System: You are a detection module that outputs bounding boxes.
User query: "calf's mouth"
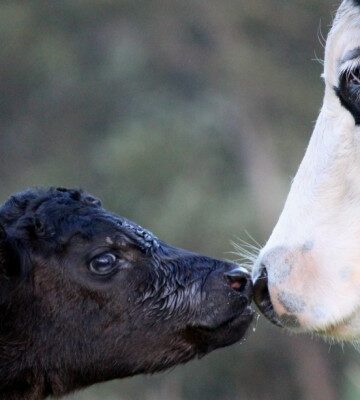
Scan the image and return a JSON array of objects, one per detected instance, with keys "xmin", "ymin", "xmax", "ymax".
[{"xmin": 183, "ymin": 263, "xmax": 255, "ymax": 353}]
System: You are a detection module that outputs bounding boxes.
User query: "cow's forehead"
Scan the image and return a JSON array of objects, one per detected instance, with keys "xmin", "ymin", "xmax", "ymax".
[{"xmin": 321, "ymin": 1, "xmax": 360, "ymax": 86}]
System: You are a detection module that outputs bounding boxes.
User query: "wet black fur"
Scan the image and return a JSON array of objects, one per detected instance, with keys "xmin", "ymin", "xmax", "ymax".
[{"xmin": 0, "ymin": 187, "xmax": 253, "ymax": 399}]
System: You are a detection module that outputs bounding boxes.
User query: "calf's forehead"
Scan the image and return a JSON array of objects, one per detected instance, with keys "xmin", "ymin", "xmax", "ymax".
[
  {"xmin": 43, "ymin": 207, "xmax": 130, "ymax": 243},
  {"xmin": 0, "ymin": 188, "xmax": 159, "ymax": 251},
  {"xmin": 37, "ymin": 202, "xmax": 159, "ymax": 252}
]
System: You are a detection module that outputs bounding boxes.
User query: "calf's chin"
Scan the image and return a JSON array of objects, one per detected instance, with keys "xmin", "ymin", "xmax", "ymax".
[{"xmin": 0, "ymin": 187, "xmax": 253, "ymax": 399}]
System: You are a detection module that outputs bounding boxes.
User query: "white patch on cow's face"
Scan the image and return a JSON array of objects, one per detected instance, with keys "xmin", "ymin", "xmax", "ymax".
[{"xmin": 253, "ymin": 0, "xmax": 360, "ymax": 341}]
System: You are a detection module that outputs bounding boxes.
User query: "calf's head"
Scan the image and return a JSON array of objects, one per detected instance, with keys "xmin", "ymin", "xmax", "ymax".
[
  {"xmin": 253, "ymin": 0, "xmax": 360, "ymax": 341},
  {"xmin": 0, "ymin": 187, "xmax": 253, "ymax": 399}
]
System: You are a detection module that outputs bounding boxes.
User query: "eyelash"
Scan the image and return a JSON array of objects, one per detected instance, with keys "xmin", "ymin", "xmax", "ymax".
[{"xmin": 340, "ymin": 58, "xmax": 360, "ymax": 77}]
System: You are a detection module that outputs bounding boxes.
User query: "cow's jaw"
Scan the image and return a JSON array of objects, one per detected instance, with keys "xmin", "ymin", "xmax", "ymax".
[{"xmin": 253, "ymin": 0, "xmax": 360, "ymax": 340}]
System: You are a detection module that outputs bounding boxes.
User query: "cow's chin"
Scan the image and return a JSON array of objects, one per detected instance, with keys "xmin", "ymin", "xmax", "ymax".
[
  {"xmin": 313, "ymin": 310, "xmax": 360, "ymax": 342},
  {"xmin": 185, "ymin": 307, "xmax": 254, "ymax": 355},
  {"xmin": 253, "ymin": 263, "xmax": 360, "ymax": 341},
  {"xmin": 256, "ymin": 288, "xmax": 360, "ymax": 341}
]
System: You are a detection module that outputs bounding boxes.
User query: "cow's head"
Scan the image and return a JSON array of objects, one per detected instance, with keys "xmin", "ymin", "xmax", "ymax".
[
  {"xmin": 0, "ymin": 187, "xmax": 253, "ymax": 399},
  {"xmin": 253, "ymin": 0, "xmax": 360, "ymax": 341}
]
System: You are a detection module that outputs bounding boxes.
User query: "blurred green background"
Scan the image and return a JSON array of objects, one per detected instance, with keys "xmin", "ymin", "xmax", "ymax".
[{"xmin": 1, "ymin": 1, "xmax": 358, "ymax": 399}]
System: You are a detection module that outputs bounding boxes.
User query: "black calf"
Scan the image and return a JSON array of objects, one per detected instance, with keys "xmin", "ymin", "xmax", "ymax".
[{"xmin": 0, "ymin": 187, "xmax": 253, "ymax": 399}]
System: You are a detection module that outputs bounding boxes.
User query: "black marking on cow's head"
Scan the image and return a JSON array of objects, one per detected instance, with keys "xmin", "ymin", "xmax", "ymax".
[{"xmin": 335, "ymin": 78, "xmax": 360, "ymax": 125}]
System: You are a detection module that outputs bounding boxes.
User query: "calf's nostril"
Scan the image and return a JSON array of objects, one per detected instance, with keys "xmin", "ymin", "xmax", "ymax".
[{"xmin": 224, "ymin": 268, "xmax": 250, "ymax": 293}]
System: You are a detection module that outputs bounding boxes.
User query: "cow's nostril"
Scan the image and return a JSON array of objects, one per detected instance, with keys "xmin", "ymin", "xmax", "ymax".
[
  {"xmin": 253, "ymin": 267, "xmax": 283, "ymax": 327},
  {"xmin": 224, "ymin": 268, "xmax": 250, "ymax": 293},
  {"xmin": 253, "ymin": 266, "xmax": 269, "ymax": 303}
]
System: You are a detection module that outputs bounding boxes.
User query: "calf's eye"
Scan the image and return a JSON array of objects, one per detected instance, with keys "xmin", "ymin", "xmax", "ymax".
[{"xmin": 89, "ymin": 253, "xmax": 119, "ymax": 276}]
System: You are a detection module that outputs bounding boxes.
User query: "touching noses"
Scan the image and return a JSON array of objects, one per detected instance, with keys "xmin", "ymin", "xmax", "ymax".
[{"xmin": 254, "ymin": 244, "xmax": 314, "ymax": 285}]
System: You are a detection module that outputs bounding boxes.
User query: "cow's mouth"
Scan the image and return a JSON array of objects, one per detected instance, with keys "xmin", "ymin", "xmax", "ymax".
[
  {"xmin": 313, "ymin": 307, "xmax": 360, "ymax": 339},
  {"xmin": 184, "ymin": 306, "xmax": 254, "ymax": 355}
]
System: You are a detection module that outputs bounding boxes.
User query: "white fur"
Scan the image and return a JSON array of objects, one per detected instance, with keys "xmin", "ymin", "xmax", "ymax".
[{"xmin": 253, "ymin": 0, "xmax": 360, "ymax": 340}]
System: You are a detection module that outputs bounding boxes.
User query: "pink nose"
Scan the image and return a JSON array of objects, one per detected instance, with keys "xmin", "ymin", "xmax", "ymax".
[
  {"xmin": 255, "ymin": 242, "xmax": 314, "ymax": 284},
  {"xmin": 252, "ymin": 244, "xmax": 313, "ymax": 328},
  {"xmin": 256, "ymin": 246, "xmax": 294, "ymax": 281}
]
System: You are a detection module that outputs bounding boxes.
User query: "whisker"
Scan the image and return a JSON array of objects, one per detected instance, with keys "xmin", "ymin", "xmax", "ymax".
[
  {"xmin": 232, "ymin": 238, "xmax": 260, "ymax": 254},
  {"xmin": 317, "ymin": 19, "xmax": 326, "ymax": 49},
  {"xmin": 312, "ymin": 51, "xmax": 324, "ymax": 66},
  {"xmin": 244, "ymin": 230, "xmax": 263, "ymax": 248},
  {"xmin": 231, "ymin": 241, "xmax": 259, "ymax": 255},
  {"xmin": 234, "ymin": 239, "xmax": 258, "ymax": 248},
  {"xmin": 228, "ymin": 232, "xmax": 262, "ymax": 272}
]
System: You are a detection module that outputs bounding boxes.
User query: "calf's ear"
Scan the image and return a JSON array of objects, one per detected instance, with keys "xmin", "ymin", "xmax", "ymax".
[
  {"xmin": 0, "ymin": 224, "xmax": 5, "ymax": 239},
  {"xmin": 0, "ymin": 224, "xmax": 7, "ymax": 268},
  {"xmin": 0, "ymin": 224, "xmax": 23, "ymax": 279}
]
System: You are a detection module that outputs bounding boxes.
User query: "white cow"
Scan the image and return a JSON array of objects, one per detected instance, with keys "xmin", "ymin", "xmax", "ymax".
[{"xmin": 253, "ymin": 0, "xmax": 360, "ymax": 342}]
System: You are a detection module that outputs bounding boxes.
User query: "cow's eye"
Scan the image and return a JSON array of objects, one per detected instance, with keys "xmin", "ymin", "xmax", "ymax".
[
  {"xmin": 337, "ymin": 68, "xmax": 360, "ymax": 124},
  {"xmin": 89, "ymin": 252, "xmax": 119, "ymax": 276},
  {"xmin": 346, "ymin": 68, "xmax": 360, "ymax": 88},
  {"xmin": 340, "ymin": 68, "xmax": 360, "ymax": 95}
]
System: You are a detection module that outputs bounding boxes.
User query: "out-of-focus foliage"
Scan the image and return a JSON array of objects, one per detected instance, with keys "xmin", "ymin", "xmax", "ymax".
[{"xmin": 1, "ymin": 1, "xmax": 358, "ymax": 399}]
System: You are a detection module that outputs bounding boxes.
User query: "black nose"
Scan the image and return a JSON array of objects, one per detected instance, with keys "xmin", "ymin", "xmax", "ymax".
[
  {"xmin": 253, "ymin": 266, "xmax": 269, "ymax": 306},
  {"xmin": 253, "ymin": 266, "xmax": 282, "ymax": 327},
  {"xmin": 224, "ymin": 268, "xmax": 252, "ymax": 298}
]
